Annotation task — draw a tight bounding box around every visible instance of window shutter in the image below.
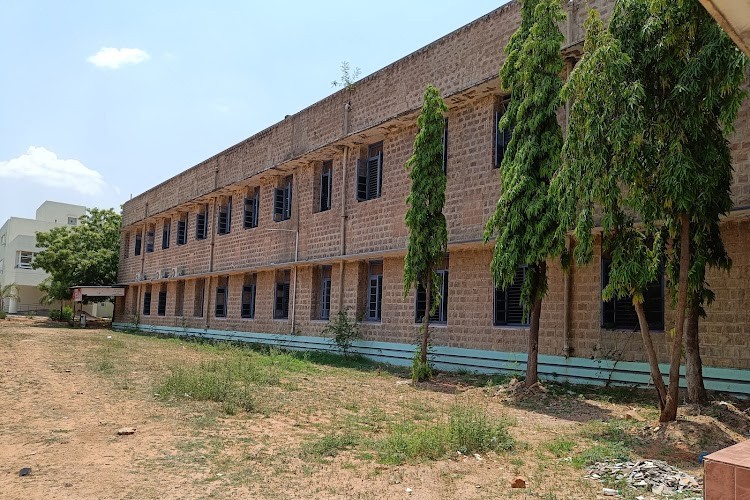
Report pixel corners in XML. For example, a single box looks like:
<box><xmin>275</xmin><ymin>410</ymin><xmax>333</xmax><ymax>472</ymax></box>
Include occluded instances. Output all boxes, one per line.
<box><xmin>284</xmin><ymin>182</ymin><xmax>292</xmax><ymax>220</ymax></box>
<box><xmin>244</xmin><ymin>197</ymin><xmax>254</xmax><ymax>228</ymax></box>
<box><xmin>506</xmin><ymin>267</ymin><xmax>526</xmax><ymax>325</ymax></box>
<box><xmin>177</xmin><ymin>220</ymin><xmax>186</xmax><ymax>244</ymax></box>
<box><xmin>226</xmin><ymin>197</ymin><xmax>232</xmax><ymax>233</ymax></box>
<box><xmin>320</xmin><ymin>170</ymin><xmax>331</xmax><ymax>212</ymax></box>
<box><xmin>494</xmin><ymin>284</ymin><xmax>507</xmax><ymax>325</ymax></box>
<box><xmin>356</xmin><ymin>159</ymin><xmax>368</xmax><ymax>201</ymax></box>
<box><xmin>366</xmin><ymin>152</ymin><xmax>382</xmax><ymax>199</ymax></box>
<box><xmin>326</xmin><ymin>168</ymin><xmax>332</xmax><ymax>210</ymax></box>
<box><xmin>282</xmin><ymin>282</ymin><xmax>290</xmax><ymax>318</ymax></box>
<box><xmin>494</xmin><ymin>111</ymin><xmax>502</xmax><ymax>167</ymax></box>
<box><xmin>369</xmin><ymin>275</ymin><xmax>382</xmax><ymax>321</ymax></box>
<box><xmin>253</xmin><ymin>194</ymin><xmax>259</xmax><ymax>226</ymax></box>
<box><xmin>196</xmin><ymin>212</ymin><xmax>206</xmax><ymax>239</ymax></box>
<box><xmin>273</xmin><ymin>188</ymin><xmax>284</xmax><ymax>221</ymax></box>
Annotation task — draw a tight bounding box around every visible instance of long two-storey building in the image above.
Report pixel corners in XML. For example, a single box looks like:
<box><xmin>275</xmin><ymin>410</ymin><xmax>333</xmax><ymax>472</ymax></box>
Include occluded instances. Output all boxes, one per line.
<box><xmin>114</xmin><ymin>0</ymin><xmax>750</xmax><ymax>393</ymax></box>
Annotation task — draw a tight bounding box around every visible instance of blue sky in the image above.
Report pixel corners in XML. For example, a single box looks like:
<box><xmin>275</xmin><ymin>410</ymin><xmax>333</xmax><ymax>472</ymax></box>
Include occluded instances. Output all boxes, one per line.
<box><xmin>0</xmin><ymin>1</ymin><xmax>508</xmax><ymax>223</ymax></box>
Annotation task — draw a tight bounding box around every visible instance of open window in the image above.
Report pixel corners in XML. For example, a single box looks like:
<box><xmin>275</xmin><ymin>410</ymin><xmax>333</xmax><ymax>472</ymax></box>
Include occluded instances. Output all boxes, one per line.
<box><xmin>357</xmin><ymin>142</ymin><xmax>383</xmax><ymax>201</ymax></box>
<box><xmin>494</xmin><ymin>266</ymin><xmax>528</xmax><ymax>326</ymax></box>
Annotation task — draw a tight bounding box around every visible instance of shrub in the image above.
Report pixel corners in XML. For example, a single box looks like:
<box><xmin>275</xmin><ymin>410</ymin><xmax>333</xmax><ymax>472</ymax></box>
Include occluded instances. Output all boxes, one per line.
<box><xmin>49</xmin><ymin>309</ymin><xmax>60</xmax><ymax>321</ymax></box>
<box><xmin>0</xmin><ymin>311</ymin><xmax>6</xmax><ymax>320</ymax></box>
<box><xmin>322</xmin><ymin>307</ymin><xmax>361</xmax><ymax>357</ymax></box>
<box><xmin>411</xmin><ymin>346</ymin><xmax>432</xmax><ymax>382</ymax></box>
<box><xmin>49</xmin><ymin>306</ymin><xmax>73</xmax><ymax>322</ymax></box>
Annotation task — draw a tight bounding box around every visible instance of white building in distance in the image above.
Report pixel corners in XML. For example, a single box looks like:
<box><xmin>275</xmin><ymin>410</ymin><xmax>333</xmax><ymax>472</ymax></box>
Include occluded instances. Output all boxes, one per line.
<box><xmin>0</xmin><ymin>201</ymin><xmax>86</xmax><ymax>314</ymax></box>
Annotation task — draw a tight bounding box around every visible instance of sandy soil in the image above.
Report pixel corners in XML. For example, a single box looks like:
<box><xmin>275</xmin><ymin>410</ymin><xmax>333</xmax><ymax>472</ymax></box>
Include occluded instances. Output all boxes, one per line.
<box><xmin>1</xmin><ymin>316</ymin><xmax>746</xmax><ymax>499</ymax></box>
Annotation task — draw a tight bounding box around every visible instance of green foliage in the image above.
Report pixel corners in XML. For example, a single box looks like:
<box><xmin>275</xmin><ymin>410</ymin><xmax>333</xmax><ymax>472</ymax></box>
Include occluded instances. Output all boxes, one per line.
<box><xmin>321</xmin><ymin>307</ymin><xmax>361</xmax><ymax>357</ymax></box>
<box><xmin>404</xmin><ymin>84</ymin><xmax>449</xmax><ymax>374</ymax></box>
<box><xmin>300</xmin><ymin>432</ymin><xmax>360</xmax><ymax>460</ymax></box>
<box><xmin>0</xmin><ymin>283</ymin><xmax>18</xmax><ymax>311</ymax></box>
<box><xmin>411</xmin><ymin>345</ymin><xmax>432</xmax><ymax>382</ymax></box>
<box><xmin>404</xmin><ymin>85</ymin><xmax>448</xmax><ymax>301</ymax></box>
<box><xmin>376</xmin><ymin>404</ymin><xmax>514</xmax><ymax>465</ymax></box>
<box><xmin>49</xmin><ymin>306</ymin><xmax>74</xmax><ymax>322</ymax></box>
<box><xmin>331</xmin><ymin>61</ymin><xmax>361</xmax><ymax>91</ymax></box>
<box><xmin>0</xmin><ymin>311</ymin><xmax>6</xmax><ymax>320</ymax></box>
<box><xmin>483</xmin><ymin>0</ymin><xmax>565</xmax><ymax>307</ymax></box>
<box><xmin>33</xmin><ymin>208</ymin><xmax>121</xmax><ymax>301</ymax></box>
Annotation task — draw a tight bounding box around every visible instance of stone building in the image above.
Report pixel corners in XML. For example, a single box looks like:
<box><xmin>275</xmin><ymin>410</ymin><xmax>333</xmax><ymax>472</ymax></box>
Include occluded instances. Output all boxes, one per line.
<box><xmin>114</xmin><ymin>0</ymin><xmax>750</xmax><ymax>393</ymax></box>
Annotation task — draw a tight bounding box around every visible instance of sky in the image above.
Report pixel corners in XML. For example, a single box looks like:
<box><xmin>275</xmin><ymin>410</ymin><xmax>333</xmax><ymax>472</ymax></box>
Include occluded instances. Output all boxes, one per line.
<box><xmin>0</xmin><ymin>0</ymin><xmax>509</xmax><ymax>224</ymax></box>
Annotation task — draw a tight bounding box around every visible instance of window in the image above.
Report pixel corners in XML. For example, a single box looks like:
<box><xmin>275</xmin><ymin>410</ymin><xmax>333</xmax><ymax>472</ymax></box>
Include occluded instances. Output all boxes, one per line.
<box><xmin>274</xmin><ymin>270</ymin><xmax>291</xmax><ymax>319</ymax></box>
<box><xmin>494</xmin><ymin>98</ymin><xmax>512</xmax><ymax>168</ymax></box>
<box><xmin>143</xmin><ymin>288</ymin><xmax>152</xmax><ymax>316</ymax></box>
<box><xmin>442</xmin><ymin>117</ymin><xmax>449</xmax><ymax>173</ymax></box>
<box><xmin>215</xmin><ymin>276</ymin><xmax>228</xmax><ymax>318</ymax></box>
<box><xmin>319</xmin><ymin>161</ymin><xmax>333</xmax><ymax>212</ymax></box>
<box><xmin>195</xmin><ymin>205</ymin><xmax>208</xmax><ymax>240</ymax></box>
<box><xmin>320</xmin><ymin>266</ymin><xmax>332</xmax><ymax>320</ymax></box>
<box><xmin>67</xmin><ymin>217</ymin><xmax>78</xmax><ymax>226</ymax></box>
<box><xmin>162</xmin><ymin>219</ymin><xmax>171</xmax><ymax>249</ymax></box>
<box><xmin>241</xmin><ymin>274</ymin><xmax>256</xmax><ymax>319</ymax></box>
<box><xmin>176</xmin><ymin>213</ymin><xmax>188</xmax><ymax>245</ymax></box>
<box><xmin>274</xmin><ymin>176</ymin><xmax>293</xmax><ymax>222</ymax></box>
<box><xmin>134</xmin><ymin>232</ymin><xmax>142</xmax><ymax>256</ymax></box>
<box><xmin>193</xmin><ymin>279</ymin><xmax>205</xmax><ymax>317</ymax></box>
<box><xmin>145</xmin><ymin>225</ymin><xmax>155</xmax><ymax>253</ymax></box>
<box><xmin>366</xmin><ymin>261</ymin><xmax>383</xmax><ymax>322</ymax></box>
<box><xmin>16</xmin><ymin>251</ymin><xmax>34</xmax><ymax>269</ymax></box>
<box><xmin>157</xmin><ymin>288</ymin><xmax>167</xmax><ymax>316</ymax></box>
<box><xmin>123</xmin><ymin>233</ymin><xmax>130</xmax><ymax>259</ymax></box>
<box><xmin>217</xmin><ymin>197</ymin><xmax>232</xmax><ymax>235</ymax></box>
<box><xmin>244</xmin><ymin>188</ymin><xmax>260</xmax><ymax>229</ymax></box>
<box><xmin>602</xmin><ymin>258</ymin><xmax>664</xmax><ymax>330</ymax></box>
<box><xmin>416</xmin><ymin>269</ymin><xmax>449</xmax><ymax>324</ymax></box>
<box><xmin>175</xmin><ymin>281</ymin><xmax>185</xmax><ymax>317</ymax></box>
<box><xmin>494</xmin><ymin>266</ymin><xmax>528</xmax><ymax>326</ymax></box>
<box><xmin>357</xmin><ymin>142</ymin><xmax>383</xmax><ymax>201</ymax></box>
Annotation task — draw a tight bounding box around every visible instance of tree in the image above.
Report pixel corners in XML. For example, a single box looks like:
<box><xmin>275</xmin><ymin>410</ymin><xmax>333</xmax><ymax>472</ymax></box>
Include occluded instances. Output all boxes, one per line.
<box><xmin>0</xmin><ymin>282</ymin><xmax>18</xmax><ymax>312</ymax></box>
<box><xmin>559</xmin><ymin>1</ymin><xmax>747</xmax><ymax>419</ymax></box>
<box><xmin>483</xmin><ymin>0</ymin><xmax>565</xmax><ymax>387</ymax></box>
<box><xmin>553</xmin><ymin>9</ymin><xmax>669</xmax><ymax>409</ymax></box>
<box><xmin>404</xmin><ymin>84</ymin><xmax>448</xmax><ymax>381</ymax></box>
<box><xmin>33</xmin><ymin>208</ymin><xmax>122</xmax><ymax>302</ymax></box>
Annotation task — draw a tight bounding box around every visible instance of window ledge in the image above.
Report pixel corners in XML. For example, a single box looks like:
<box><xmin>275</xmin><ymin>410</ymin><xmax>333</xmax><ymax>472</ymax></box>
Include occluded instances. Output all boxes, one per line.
<box><xmin>492</xmin><ymin>325</ymin><xmax>529</xmax><ymax>330</ymax></box>
<box><xmin>602</xmin><ymin>327</ymin><xmax>664</xmax><ymax>334</ymax></box>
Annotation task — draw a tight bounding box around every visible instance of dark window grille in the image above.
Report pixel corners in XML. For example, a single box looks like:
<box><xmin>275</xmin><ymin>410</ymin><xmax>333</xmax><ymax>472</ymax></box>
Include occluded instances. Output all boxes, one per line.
<box><xmin>274</xmin><ymin>274</ymin><xmax>291</xmax><ymax>319</ymax></box>
<box><xmin>366</xmin><ymin>261</ymin><xmax>383</xmax><ymax>322</ymax></box>
<box><xmin>494</xmin><ymin>266</ymin><xmax>528</xmax><ymax>326</ymax></box>
<box><xmin>145</xmin><ymin>229</ymin><xmax>155</xmax><ymax>253</ymax></box>
<box><xmin>195</xmin><ymin>206</ymin><xmax>207</xmax><ymax>240</ymax></box>
<box><xmin>273</xmin><ymin>176</ymin><xmax>293</xmax><ymax>222</ymax></box>
<box><xmin>320</xmin><ymin>161</ymin><xmax>333</xmax><ymax>212</ymax></box>
<box><xmin>215</xmin><ymin>286</ymin><xmax>227</xmax><ymax>318</ymax></box>
<box><xmin>162</xmin><ymin>220</ymin><xmax>171</xmax><ymax>249</ymax></box>
<box><xmin>244</xmin><ymin>189</ymin><xmax>259</xmax><ymax>229</ymax></box>
<box><xmin>134</xmin><ymin>233</ymin><xmax>142</xmax><ymax>256</ymax></box>
<box><xmin>357</xmin><ymin>142</ymin><xmax>383</xmax><ymax>201</ymax></box>
<box><xmin>143</xmin><ymin>291</ymin><xmax>151</xmax><ymax>316</ymax></box>
<box><xmin>217</xmin><ymin>197</ymin><xmax>232</xmax><ymax>235</ymax></box>
<box><xmin>194</xmin><ymin>279</ymin><xmax>205</xmax><ymax>317</ymax></box>
<box><xmin>601</xmin><ymin>258</ymin><xmax>664</xmax><ymax>330</ymax></box>
<box><xmin>416</xmin><ymin>270</ymin><xmax>448</xmax><ymax>324</ymax></box>
<box><xmin>157</xmin><ymin>291</ymin><xmax>167</xmax><ymax>316</ymax></box>
<box><xmin>176</xmin><ymin>216</ymin><xmax>187</xmax><ymax>245</ymax></box>
<box><xmin>320</xmin><ymin>277</ymin><xmax>332</xmax><ymax>320</ymax></box>
<box><xmin>241</xmin><ymin>284</ymin><xmax>256</xmax><ymax>319</ymax></box>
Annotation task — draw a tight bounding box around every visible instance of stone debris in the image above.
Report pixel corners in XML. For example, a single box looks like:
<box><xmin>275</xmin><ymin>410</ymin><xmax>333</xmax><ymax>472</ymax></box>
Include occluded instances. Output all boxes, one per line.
<box><xmin>586</xmin><ymin>460</ymin><xmax>702</xmax><ymax>496</ymax></box>
<box><xmin>116</xmin><ymin>427</ymin><xmax>137</xmax><ymax>435</ymax></box>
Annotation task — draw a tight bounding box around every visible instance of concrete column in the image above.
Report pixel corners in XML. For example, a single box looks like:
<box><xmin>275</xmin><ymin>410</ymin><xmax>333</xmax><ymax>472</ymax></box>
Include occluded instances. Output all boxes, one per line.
<box><xmin>8</xmin><ymin>295</ymin><xmax>18</xmax><ymax>314</ymax></box>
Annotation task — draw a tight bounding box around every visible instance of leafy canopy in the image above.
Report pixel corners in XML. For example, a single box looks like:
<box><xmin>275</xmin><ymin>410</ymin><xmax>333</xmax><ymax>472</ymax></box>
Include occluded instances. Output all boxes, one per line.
<box><xmin>483</xmin><ymin>0</ymin><xmax>565</xmax><ymax>307</ymax></box>
<box><xmin>33</xmin><ymin>208</ymin><xmax>122</xmax><ymax>301</ymax></box>
<box><xmin>404</xmin><ymin>84</ymin><xmax>448</xmax><ymax>302</ymax></box>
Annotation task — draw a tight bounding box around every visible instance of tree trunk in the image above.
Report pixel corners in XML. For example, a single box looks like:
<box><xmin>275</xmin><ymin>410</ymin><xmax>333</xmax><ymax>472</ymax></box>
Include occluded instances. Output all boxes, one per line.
<box><xmin>421</xmin><ymin>272</ymin><xmax>431</xmax><ymax>366</ymax></box>
<box><xmin>685</xmin><ymin>298</ymin><xmax>707</xmax><ymax>405</ymax></box>
<box><xmin>660</xmin><ymin>213</ymin><xmax>691</xmax><ymax>422</ymax></box>
<box><xmin>635</xmin><ymin>301</ymin><xmax>667</xmax><ymax>410</ymax></box>
<box><xmin>525</xmin><ymin>261</ymin><xmax>546</xmax><ymax>388</ymax></box>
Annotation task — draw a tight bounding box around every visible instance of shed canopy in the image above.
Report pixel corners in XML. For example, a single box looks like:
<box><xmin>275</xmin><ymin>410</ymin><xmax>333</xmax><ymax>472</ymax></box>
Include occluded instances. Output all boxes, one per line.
<box><xmin>71</xmin><ymin>286</ymin><xmax>125</xmax><ymax>302</ymax></box>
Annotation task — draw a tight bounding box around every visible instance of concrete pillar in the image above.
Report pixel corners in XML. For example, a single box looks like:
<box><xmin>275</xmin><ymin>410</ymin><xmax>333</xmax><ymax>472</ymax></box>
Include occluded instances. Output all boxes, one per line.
<box><xmin>8</xmin><ymin>295</ymin><xmax>18</xmax><ymax>314</ymax></box>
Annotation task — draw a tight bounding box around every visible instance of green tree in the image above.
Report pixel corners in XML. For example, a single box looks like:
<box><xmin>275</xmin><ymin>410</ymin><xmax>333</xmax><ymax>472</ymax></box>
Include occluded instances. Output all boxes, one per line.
<box><xmin>483</xmin><ymin>0</ymin><xmax>566</xmax><ymax>388</ymax></box>
<box><xmin>553</xmin><ymin>9</ymin><xmax>669</xmax><ymax>410</ymax></box>
<box><xmin>404</xmin><ymin>84</ymin><xmax>448</xmax><ymax>381</ymax></box>
<box><xmin>559</xmin><ymin>1</ymin><xmax>747</xmax><ymax>419</ymax></box>
<box><xmin>33</xmin><ymin>208</ymin><xmax>122</xmax><ymax>302</ymax></box>
<box><xmin>0</xmin><ymin>282</ymin><xmax>19</xmax><ymax>312</ymax></box>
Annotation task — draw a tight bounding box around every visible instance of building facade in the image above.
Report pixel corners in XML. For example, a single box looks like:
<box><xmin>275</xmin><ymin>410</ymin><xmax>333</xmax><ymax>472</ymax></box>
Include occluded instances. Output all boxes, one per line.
<box><xmin>0</xmin><ymin>201</ymin><xmax>86</xmax><ymax>313</ymax></box>
<box><xmin>114</xmin><ymin>0</ymin><xmax>750</xmax><ymax>392</ymax></box>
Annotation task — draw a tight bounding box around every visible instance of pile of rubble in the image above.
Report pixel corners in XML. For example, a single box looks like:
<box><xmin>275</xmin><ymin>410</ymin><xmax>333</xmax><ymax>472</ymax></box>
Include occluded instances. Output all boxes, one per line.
<box><xmin>586</xmin><ymin>460</ymin><xmax>702</xmax><ymax>497</ymax></box>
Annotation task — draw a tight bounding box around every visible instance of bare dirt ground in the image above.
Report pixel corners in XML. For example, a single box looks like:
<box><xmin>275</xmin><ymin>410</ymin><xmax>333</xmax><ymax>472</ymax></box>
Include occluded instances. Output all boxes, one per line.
<box><xmin>1</xmin><ymin>316</ymin><xmax>748</xmax><ymax>499</ymax></box>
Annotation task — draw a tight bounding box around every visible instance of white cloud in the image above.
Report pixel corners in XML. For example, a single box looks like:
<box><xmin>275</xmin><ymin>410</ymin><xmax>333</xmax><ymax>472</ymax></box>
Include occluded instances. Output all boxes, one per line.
<box><xmin>0</xmin><ymin>147</ymin><xmax>106</xmax><ymax>195</ymax></box>
<box><xmin>87</xmin><ymin>47</ymin><xmax>150</xmax><ymax>69</ymax></box>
